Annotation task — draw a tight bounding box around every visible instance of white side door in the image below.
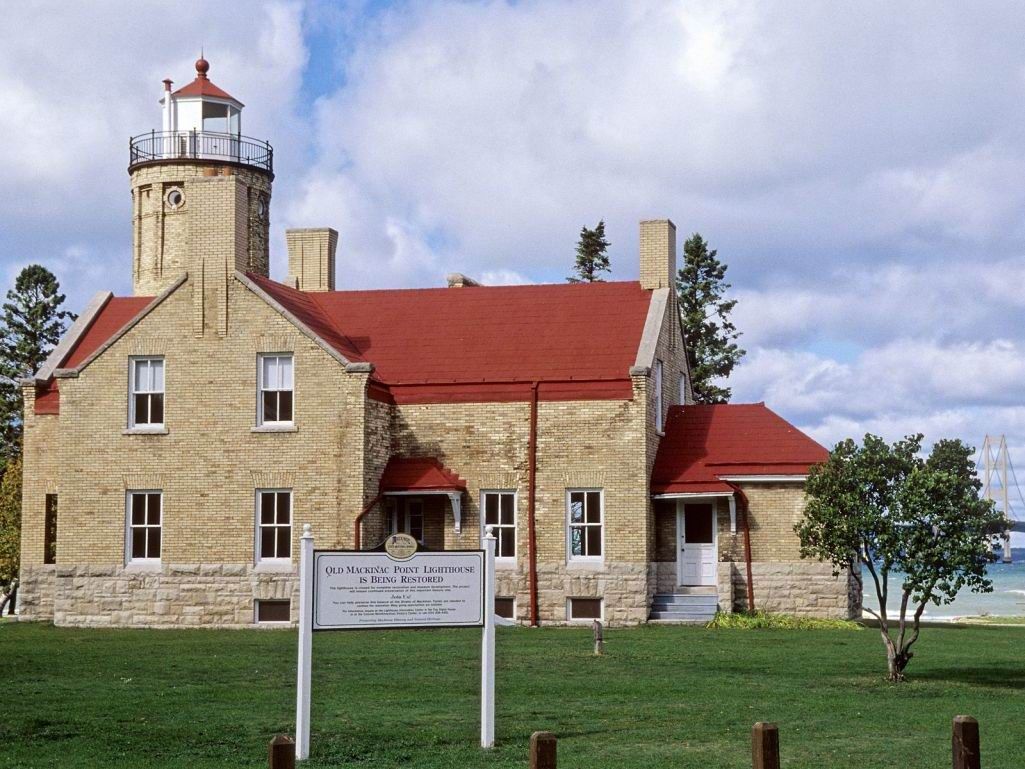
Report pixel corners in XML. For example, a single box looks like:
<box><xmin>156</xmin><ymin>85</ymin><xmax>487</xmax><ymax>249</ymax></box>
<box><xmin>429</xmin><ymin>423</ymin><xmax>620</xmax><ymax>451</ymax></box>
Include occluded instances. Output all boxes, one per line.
<box><xmin>677</xmin><ymin>502</ymin><xmax>717</xmax><ymax>586</ymax></box>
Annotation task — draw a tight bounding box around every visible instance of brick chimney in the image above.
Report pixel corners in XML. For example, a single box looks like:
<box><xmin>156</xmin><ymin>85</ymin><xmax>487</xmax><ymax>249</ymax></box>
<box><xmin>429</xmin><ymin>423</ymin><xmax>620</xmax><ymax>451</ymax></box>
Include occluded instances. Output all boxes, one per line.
<box><xmin>639</xmin><ymin>219</ymin><xmax>677</xmax><ymax>290</ymax></box>
<box><xmin>286</xmin><ymin>228</ymin><xmax>337</xmax><ymax>292</ymax></box>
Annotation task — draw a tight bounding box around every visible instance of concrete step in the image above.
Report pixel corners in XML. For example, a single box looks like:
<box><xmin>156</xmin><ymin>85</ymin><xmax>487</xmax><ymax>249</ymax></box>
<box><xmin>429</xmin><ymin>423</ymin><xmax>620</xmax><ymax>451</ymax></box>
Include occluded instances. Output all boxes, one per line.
<box><xmin>649</xmin><ymin>609</ymin><xmax>717</xmax><ymax>621</ymax></box>
<box><xmin>652</xmin><ymin>594</ymin><xmax>718</xmax><ymax>608</ymax></box>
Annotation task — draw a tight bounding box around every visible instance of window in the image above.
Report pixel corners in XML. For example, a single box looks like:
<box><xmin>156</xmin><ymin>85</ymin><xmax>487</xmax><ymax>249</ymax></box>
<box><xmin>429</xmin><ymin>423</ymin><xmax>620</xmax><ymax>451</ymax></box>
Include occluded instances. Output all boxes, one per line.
<box><xmin>482</xmin><ymin>491</ymin><xmax>516</xmax><ymax>559</ymax></box>
<box><xmin>654</xmin><ymin>359</ymin><xmax>664</xmax><ymax>432</ymax></box>
<box><xmin>495</xmin><ymin>597</ymin><xmax>515</xmax><ymax>620</ymax></box>
<box><xmin>255</xmin><ymin>599</ymin><xmax>291</xmax><ymax>623</ymax></box>
<box><xmin>43</xmin><ymin>494</ymin><xmax>57</xmax><ymax>565</ymax></box>
<box><xmin>129</xmin><ymin>357</ymin><xmax>165</xmax><ymax>428</ymax></box>
<box><xmin>567</xmin><ymin>490</ymin><xmax>603</xmax><ymax>560</ymax></box>
<box><xmin>258</xmin><ymin>354</ymin><xmax>294</xmax><ymax>425</ymax></box>
<box><xmin>679</xmin><ymin>373</ymin><xmax>687</xmax><ymax>404</ymax></box>
<box><xmin>126</xmin><ymin>491</ymin><xmax>161</xmax><ymax>563</ymax></box>
<box><xmin>257</xmin><ymin>490</ymin><xmax>292</xmax><ymax>562</ymax></box>
<box><xmin>568</xmin><ymin>597</ymin><xmax>603</xmax><ymax>621</ymax></box>
<box><xmin>388</xmin><ymin>499</ymin><xmax>424</xmax><ymax>544</ymax></box>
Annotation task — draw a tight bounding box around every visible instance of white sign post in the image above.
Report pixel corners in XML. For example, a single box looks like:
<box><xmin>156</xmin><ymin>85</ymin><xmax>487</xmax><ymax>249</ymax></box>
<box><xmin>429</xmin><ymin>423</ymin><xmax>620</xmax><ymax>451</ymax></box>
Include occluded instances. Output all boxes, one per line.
<box><xmin>481</xmin><ymin>526</ymin><xmax>496</xmax><ymax>748</ymax></box>
<box><xmin>294</xmin><ymin>524</ymin><xmax>496</xmax><ymax>760</ymax></box>
<box><xmin>295</xmin><ymin>524</ymin><xmax>314</xmax><ymax>761</ymax></box>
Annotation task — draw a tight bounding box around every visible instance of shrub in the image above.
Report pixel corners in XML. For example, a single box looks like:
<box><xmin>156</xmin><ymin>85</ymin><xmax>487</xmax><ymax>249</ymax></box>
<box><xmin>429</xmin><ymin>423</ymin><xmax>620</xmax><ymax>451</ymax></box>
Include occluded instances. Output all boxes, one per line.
<box><xmin>706</xmin><ymin>611</ymin><xmax>863</xmax><ymax>631</ymax></box>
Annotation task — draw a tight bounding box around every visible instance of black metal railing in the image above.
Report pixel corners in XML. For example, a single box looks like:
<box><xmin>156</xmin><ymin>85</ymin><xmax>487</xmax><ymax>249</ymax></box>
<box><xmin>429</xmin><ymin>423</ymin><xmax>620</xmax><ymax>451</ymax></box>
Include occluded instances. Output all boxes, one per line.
<box><xmin>129</xmin><ymin>130</ymin><xmax>273</xmax><ymax>173</ymax></box>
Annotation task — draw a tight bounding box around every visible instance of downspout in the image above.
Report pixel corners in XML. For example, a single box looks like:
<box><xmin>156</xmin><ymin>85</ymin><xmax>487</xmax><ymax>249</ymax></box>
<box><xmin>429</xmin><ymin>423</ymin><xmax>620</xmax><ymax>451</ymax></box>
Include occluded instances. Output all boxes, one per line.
<box><xmin>725</xmin><ymin>482</ymin><xmax>755</xmax><ymax>612</ymax></box>
<box><xmin>354</xmin><ymin>492</ymin><xmax>383</xmax><ymax>550</ymax></box>
<box><xmin>527</xmin><ymin>381</ymin><xmax>540</xmax><ymax>626</ymax></box>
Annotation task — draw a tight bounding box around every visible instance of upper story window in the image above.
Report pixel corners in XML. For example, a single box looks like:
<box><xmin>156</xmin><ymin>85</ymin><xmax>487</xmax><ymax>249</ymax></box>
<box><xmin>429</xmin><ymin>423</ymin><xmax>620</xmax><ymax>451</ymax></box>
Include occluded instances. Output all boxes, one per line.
<box><xmin>567</xmin><ymin>489</ymin><xmax>603</xmax><ymax>561</ymax></box>
<box><xmin>256</xmin><ymin>490</ymin><xmax>292</xmax><ymax>563</ymax></box>
<box><xmin>654</xmin><ymin>359</ymin><xmax>664</xmax><ymax>432</ymax></box>
<box><xmin>126</xmin><ymin>491</ymin><xmax>162</xmax><ymax>564</ymax></box>
<box><xmin>482</xmin><ymin>491</ymin><xmax>516</xmax><ymax>560</ymax></box>
<box><xmin>679</xmin><ymin>373</ymin><xmax>687</xmax><ymax>404</ymax></box>
<box><xmin>130</xmin><ymin>357</ymin><xmax>165</xmax><ymax>428</ymax></box>
<box><xmin>259</xmin><ymin>354</ymin><xmax>294</xmax><ymax>426</ymax></box>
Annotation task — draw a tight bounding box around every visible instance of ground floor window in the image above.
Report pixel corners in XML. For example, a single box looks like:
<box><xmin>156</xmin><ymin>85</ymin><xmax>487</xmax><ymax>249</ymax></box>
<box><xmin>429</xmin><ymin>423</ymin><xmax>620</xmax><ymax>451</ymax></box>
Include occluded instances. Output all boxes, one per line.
<box><xmin>256</xmin><ymin>490</ymin><xmax>292</xmax><ymax>562</ymax></box>
<box><xmin>43</xmin><ymin>494</ymin><xmax>57</xmax><ymax>564</ymax></box>
<box><xmin>567</xmin><ymin>489</ymin><xmax>603</xmax><ymax>560</ymax></box>
<box><xmin>255</xmin><ymin>599</ymin><xmax>290</xmax><ymax>623</ymax></box>
<box><xmin>126</xmin><ymin>491</ymin><xmax>161</xmax><ymax>563</ymax></box>
<box><xmin>494</xmin><ymin>596</ymin><xmax>515</xmax><ymax>619</ymax></box>
<box><xmin>388</xmin><ymin>498</ymin><xmax>425</xmax><ymax>543</ymax></box>
<box><xmin>481</xmin><ymin>491</ymin><xmax>516</xmax><ymax>559</ymax></box>
<box><xmin>568</xmin><ymin>597</ymin><xmax>603</xmax><ymax>621</ymax></box>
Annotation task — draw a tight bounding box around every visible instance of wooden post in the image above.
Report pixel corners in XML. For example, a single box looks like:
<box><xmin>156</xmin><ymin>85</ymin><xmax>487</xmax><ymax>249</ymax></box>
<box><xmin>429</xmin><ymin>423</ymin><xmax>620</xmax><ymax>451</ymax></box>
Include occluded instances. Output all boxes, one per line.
<box><xmin>592</xmin><ymin>619</ymin><xmax>604</xmax><ymax>656</ymax></box>
<box><xmin>751</xmin><ymin>722</ymin><xmax>780</xmax><ymax>769</ymax></box>
<box><xmin>952</xmin><ymin>716</ymin><xmax>981</xmax><ymax>769</ymax></box>
<box><xmin>530</xmin><ymin>731</ymin><xmax>557</xmax><ymax>769</ymax></box>
<box><xmin>269</xmin><ymin>735</ymin><xmax>295</xmax><ymax>769</ymax></box>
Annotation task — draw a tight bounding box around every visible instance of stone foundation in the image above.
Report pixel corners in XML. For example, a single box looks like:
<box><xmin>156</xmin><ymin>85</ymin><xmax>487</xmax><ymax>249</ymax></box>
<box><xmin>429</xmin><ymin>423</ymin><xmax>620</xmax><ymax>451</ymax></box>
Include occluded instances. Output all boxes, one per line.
<box><xmin>495</xmin><ymin>560</ymin><xmax>652</xmax><ymax>626</ymax></box>
<box><xmin>729</xmin><ymin>561</ymin><xmax>859</xmax><ymax>619</ymax></box>
<box><xmin>16</xmin><ymin>564</ymin><xmax>56</xmax><ymax>620</ymax></box>
<box><xmin>52</xmin><ymin>564</ymin><xmax>297</xmax><ymax>628</ymax></box>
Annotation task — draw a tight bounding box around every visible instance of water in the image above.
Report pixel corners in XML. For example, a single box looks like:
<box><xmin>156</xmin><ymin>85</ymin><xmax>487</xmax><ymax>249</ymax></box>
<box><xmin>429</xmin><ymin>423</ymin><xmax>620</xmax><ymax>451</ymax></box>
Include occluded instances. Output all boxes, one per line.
<box><xmin>862</xmin><ymin>548</ymin><xmax>1025</xmax><ymax>619</ymax></box>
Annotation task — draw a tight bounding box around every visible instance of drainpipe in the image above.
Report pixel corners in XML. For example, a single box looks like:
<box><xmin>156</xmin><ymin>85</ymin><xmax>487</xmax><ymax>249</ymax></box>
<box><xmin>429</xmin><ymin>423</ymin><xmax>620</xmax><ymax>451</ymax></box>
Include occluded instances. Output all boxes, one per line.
<box><xmin>725</xmin><ymin>482</ymin><xmax>755</xmax><ymax>612</ymax></box>
<box><xmin>527</xmin><ymin>381</ymin><xmax>540</xmax><ymax>626</ymax></box>
<box><xmin>354</xmin><ymin>492</ymin><xmax>383</xmax><ymax>550</ymax></box>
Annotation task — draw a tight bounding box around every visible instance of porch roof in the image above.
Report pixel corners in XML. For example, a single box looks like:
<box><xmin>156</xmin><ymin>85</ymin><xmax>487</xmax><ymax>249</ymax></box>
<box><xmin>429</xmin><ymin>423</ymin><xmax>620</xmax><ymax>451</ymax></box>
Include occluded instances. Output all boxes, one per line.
<box><xmin>650</xmin><ymin>403</ymin><xmax>828</xmax><ymax>495</ymax></box>
<box><xmin>379</xmin><ymin>456</ymin><xmax>467</xmax><ymax>494</ymax></box>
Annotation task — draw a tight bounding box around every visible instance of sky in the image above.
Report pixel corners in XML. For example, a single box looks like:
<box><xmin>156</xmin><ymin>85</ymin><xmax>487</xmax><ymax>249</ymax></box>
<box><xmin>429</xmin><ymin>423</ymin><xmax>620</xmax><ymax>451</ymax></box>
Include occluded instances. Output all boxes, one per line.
<box><xmin>2</xmin><ymin>1</ymin><xmax>1024</xmax><ymax>532</ymax></box>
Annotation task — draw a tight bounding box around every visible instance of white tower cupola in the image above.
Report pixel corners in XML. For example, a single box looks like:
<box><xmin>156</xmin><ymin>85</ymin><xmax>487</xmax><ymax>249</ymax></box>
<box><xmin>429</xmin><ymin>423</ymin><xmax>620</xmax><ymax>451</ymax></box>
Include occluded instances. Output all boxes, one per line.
<box><xmin>160</xmin><ymin>56</ymin><xmax>243</xmax><ymax>136</ymax></box>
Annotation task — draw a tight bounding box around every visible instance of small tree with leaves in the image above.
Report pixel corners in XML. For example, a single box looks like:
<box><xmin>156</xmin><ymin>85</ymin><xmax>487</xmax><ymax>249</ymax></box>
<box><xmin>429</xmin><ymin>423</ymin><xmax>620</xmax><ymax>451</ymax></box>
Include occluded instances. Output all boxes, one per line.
<box><xmin>796</xmin><ymin>434</ymin><xmax>1003</xmax><ymax>681</ymax></box>
<box><xmin>0</xmin><ymin>455</ymin><xmax>21</xmax><ymax>613</ymax></box>
<box><xmin>567</xmin><ymin>220</ymin><xmax>611</xmax><ymax>283</ymax></box>
<box><xmin>0</xmin><ymin>265</ymin><xmax>75</xmax><ymax>463</ymax></box>
<box><xmin>676</xmin><ymin>234</ymin><xmax>744</xmax><ymax>403</ymax></box>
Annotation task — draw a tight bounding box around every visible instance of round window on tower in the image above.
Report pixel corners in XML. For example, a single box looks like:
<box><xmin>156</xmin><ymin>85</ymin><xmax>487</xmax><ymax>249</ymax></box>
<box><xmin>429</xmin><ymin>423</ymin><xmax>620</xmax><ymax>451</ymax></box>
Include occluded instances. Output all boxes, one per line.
<box><xmin>255</xmin><ymin>197</ymin><xmax>267</xmax><ymax>218</ymax></box>
<box><xmin>165</xmin><ymin>188</ymin><xmax>185</xmax><ymax>210</ymax></box>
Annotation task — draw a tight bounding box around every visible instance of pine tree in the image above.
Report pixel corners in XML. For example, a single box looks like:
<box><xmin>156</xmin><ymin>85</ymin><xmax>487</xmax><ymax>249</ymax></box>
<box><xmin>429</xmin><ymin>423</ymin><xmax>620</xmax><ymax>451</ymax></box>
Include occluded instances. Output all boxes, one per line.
<box><xmin>568</xmin><ymin>220</ymin><xmax>611</xmax><ymax>283</ymax></box>
<box><xmin>677</xmin><ymin>234</ymin><xmax>745</xmax><ymax>403</ymax></box>
<box><xmin>0</xmin><ymin>265</ymin><xmax>76</xmax><ymax>462</ymax></box>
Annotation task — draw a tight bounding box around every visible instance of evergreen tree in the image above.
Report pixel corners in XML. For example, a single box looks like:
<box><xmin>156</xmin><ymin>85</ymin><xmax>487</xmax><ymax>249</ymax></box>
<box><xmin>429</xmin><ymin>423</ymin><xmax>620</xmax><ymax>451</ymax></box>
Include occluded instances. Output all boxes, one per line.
<box><xmin>676</xmin><ymin>234</ymin><xmax>744</xmax><ymax>403</ymax></box>
<box><xmin>568</xmin><ymin>220</ymin><xmax>611</xmax><ymax>283</ymax></box>
<box><xmin>0</xmin><ymin>265</ymin><xmax>76</xmax><ymax>462</ymax></box>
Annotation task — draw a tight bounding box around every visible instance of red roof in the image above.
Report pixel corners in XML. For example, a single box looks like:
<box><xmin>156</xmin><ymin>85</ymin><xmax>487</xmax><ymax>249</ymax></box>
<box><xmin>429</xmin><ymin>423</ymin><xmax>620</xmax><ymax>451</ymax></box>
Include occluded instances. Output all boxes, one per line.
<box><xmin>64</xmin><ymin>297</ymin><xmax>153</xmax><ymax>368</ymax></box>
<box><xmin>379</xmin><ymin>457</ymin><xmax>466</xmax><ymax>493</ymax></box>
<box><xmin>172</xmin><ymin>75</ymin><xmax>239</xmax><ymax>104</ymax></box>
<box><xmin>248</xmin><ymin>273</ymin><xmax>652</xmax><ymax>404</ymax></box>
<box><xmin>650</xmin><ymin>404</ymin><xmax>828</xmax><ymax>495</ymax></box>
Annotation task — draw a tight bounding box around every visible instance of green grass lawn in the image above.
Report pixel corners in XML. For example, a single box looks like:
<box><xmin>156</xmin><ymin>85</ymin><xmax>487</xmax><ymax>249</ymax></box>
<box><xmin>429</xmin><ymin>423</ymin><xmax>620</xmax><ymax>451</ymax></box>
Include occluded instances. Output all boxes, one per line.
<box><xmin>2</xmin><ymin>621</ymin><xmax>1023</xmax><ymax>768</ymax></box>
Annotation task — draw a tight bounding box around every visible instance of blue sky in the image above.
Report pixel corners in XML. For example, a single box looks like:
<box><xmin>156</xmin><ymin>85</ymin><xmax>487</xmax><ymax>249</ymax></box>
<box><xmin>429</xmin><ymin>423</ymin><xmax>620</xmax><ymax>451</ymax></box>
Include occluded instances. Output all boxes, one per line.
<box><xmin>2</xmin><ymin>1</ymin><xmax>1024</xmax><ymax>534</ymax></box>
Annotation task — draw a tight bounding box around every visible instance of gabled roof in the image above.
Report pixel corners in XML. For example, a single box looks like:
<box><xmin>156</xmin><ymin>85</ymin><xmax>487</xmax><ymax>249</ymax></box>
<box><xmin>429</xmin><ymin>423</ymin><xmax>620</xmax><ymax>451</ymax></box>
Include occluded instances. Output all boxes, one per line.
<box><xmin>650</xmin><ymin>404</ymin><xmax>828</xmax><ymax>495</ymax></box>
<box><xmin>247</xmin><ymin>273</ymin><xmax>653</xmax><ymax>403</ymax></box>
<box><xmin>379</xmin><ymin>457</ymin><xmax>467</xmax><ymax>493</ymax></box>
<box><xmin>63</xmin><ymin>297</ymin><xmax>153</xmax><ymax>368</ymax></box>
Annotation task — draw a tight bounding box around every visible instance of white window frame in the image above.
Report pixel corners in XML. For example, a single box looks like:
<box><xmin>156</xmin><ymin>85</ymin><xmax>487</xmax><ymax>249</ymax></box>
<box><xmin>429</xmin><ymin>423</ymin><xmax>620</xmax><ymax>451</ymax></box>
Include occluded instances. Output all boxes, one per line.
<box><xmin>128</xmin><ymin>357</ymin><xmax>165</xmax><ymax>429</ymax></box>
<box><xmin>679</xmin><ymin>372</ymin><xmax>687</xmax><ymax>404</ymax></box>
<box><xmin>494</xmin><ymin>596</ymin><xmax>516</xmax><ymax>620</ymax></box>
<box><xmin>566</xmin><ymin>488</ymin><xmax>604</xmax><ymax>563</ymax></box>
<box><xmin>255</xmin><ymin>489</ymin><xmax>293</xmax><ymax>564</ymax></box>
<box><xmin>257</xmin><ymin>353</ymin><xmax>294</xmax><ymax>427</ymax></box>
<box><xmin>480</xmin><ymin>490</ymin><xmax>517</xmax><ymax>565</ymax></box>
<box><xmin>567</xmin><ymin>596</ymin><xmax>604</xmax><ymax>623</ymax></box>
<box><xmin>125</xmin><ymin>490</ymin><xmax>162</xmax><ymax>566</ymax></box>
<box><xmin>654</xmin><ymin>359</ymin><xmax>664</xmax><ymax>432</ymax></box>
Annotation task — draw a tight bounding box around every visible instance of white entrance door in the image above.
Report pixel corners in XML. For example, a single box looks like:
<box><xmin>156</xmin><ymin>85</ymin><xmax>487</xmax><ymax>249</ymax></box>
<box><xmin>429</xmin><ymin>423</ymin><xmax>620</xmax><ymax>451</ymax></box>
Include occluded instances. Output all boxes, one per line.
<box><xmin>677</xmin><ymin>502</ymin><xmax>717</xmax><ymax>586</ymax></box>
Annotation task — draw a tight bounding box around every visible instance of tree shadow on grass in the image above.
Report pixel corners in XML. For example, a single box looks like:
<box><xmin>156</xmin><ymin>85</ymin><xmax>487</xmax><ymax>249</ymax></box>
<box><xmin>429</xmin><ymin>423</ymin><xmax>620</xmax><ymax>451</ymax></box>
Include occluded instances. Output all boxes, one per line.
<box><xmin>912</xmin><ymin>665</ymin><xmax>1025</xmax><ymax>690</ymax></box>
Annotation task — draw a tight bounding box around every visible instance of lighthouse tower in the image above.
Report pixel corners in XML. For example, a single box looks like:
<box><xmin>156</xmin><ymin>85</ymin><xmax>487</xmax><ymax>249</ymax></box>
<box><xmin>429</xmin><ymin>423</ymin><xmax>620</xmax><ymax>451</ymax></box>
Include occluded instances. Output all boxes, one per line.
<box><xmin>128</xmin><ymin>57</ymin><xmax>272</xmax><ymax>301</ymax></box>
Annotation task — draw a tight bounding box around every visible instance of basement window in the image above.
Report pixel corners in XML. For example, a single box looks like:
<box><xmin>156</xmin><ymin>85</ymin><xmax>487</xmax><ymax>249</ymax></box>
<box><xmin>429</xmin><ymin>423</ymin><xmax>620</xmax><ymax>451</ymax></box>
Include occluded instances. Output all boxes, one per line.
<box><xmin>494</xmin><ymin>597</ymin><xmax>515</xmax><ymax>620</ymax></box>
<box><xmin>255</xmin><ymin>599</ymin><xmax>291</xmax><ymax>623</ymax></box>
<box><xmin>568</xmin><ymin>598</ymin><xmax>603</xmax><ymax>622</ymax></box>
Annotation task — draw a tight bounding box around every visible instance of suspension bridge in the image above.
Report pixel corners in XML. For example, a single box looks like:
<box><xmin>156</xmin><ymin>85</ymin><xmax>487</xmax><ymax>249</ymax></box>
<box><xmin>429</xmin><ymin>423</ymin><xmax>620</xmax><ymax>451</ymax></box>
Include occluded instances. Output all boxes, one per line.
<box><xmin>977</xmin><ymin>435</ymin><xmax>1025</xmax><ymax>562</ymax></box>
